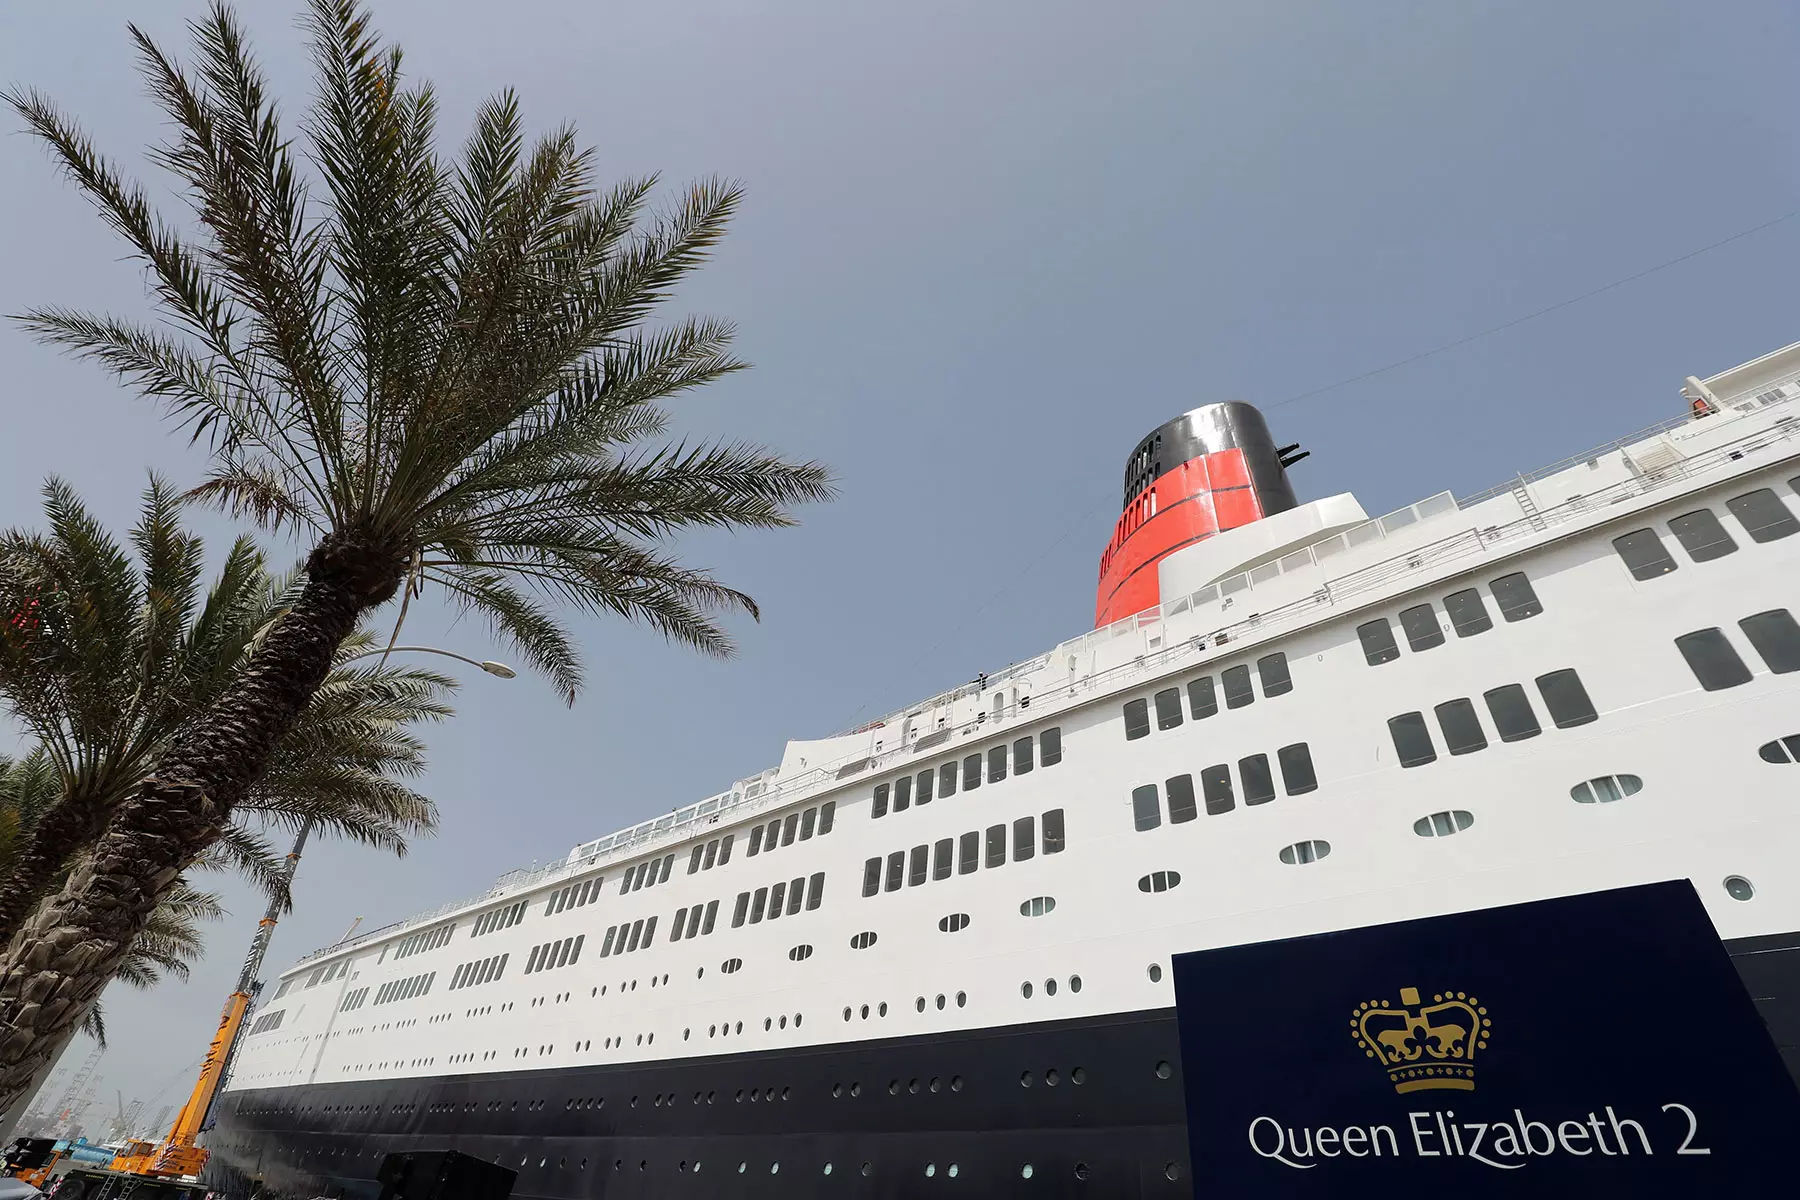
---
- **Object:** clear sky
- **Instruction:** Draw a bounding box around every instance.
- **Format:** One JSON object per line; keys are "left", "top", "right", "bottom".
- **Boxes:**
{"left": 2, "top": 0, "right": 1797, "bottom": 1118}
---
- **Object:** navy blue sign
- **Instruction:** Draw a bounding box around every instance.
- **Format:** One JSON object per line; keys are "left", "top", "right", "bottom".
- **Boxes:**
{"left": 1172, "top": 881, "right": 1800, "bottom": 1195}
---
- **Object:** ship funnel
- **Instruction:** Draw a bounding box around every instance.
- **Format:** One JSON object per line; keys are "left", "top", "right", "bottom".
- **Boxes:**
{"left": 1094, "top": 402, "right": 1300, "bottom": 627}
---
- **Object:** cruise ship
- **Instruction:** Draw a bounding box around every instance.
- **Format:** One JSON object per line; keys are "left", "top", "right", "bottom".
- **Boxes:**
{"left": 209, "top": 339, "right": 1800, "bottom": 1199}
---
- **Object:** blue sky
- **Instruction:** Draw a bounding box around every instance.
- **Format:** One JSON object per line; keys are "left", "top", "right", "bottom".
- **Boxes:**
{"left": 2, "top": 0, "right": 1797, "bottom": 1113}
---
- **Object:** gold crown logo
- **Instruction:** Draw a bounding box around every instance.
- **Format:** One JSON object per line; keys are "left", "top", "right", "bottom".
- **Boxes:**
{"left": 1351, "top": 986, "right": 1490, "bottom": 1093}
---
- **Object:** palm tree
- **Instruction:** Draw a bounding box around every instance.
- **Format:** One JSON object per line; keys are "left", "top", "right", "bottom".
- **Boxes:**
{"left": 0, "top": 478, "right": 451, "bottom": 946}
{"left": 0, "top": 0, "right": 830, "bottom": 1100}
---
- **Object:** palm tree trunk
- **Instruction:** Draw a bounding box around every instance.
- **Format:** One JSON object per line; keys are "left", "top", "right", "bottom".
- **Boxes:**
{"left": 0, "top": 532, "right": 405, "bottom": 1116}
{"left": 0, "top": 796, "right": 109, "bottom": 948}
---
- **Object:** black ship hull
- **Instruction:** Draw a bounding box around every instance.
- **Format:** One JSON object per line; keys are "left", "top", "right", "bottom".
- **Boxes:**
{"left": 207, "top": 930, "right": 1800, "bottom": 1200}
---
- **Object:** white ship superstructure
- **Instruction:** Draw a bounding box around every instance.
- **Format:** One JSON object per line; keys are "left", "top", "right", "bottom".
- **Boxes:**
{"left": 212, "top": 340, "right": 1800, "bottom": 1199}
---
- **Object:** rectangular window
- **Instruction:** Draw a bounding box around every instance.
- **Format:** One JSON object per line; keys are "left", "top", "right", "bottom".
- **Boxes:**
{"left": 702, "top": 899, "right": 719, "bottom": 934}
{"left": 1668, "top": 509, "right": 1738, "bottom": 562}
{"left": 767, "top": 881, "right": 786, "bottom": 920}
{"left": 862, "top": 857, "right": 881, "bottom": 897}
{"left": 1239, "top": 753, "right": 1276, "bottom": 805}
{"left": 1278, "top": 743, "right": 1317, "bottom": 794}
{"left": 765, "top": 818, "right": 782, "bottom": 851}
{"left": 1188, "top": 675, "right": 1217, "bottom": 718}
{"left": 1201, "top": 763, "right": 1235, "bottom": 814}
{"left": 627, "top": 920, "right": 644, "bottom": 953}
{"left": 939, "top": 761, "right": 958, "bottom": 797}
{"left": 671, "top": 907, "right": 687, "bottom": 941}
{"left": 781, "top": 814, "right": 798, "bottom": 845}
{"left": 786, "top": 878, "right": 804, "bottom": 917}
{"left": 807, "top": 873, "right": 824, "bottom": 910}
{"left": 1124, "top": 697, "right": 1151, "bottom": 740}
{"left": 1014, "top": 736, "right": 1035, "bottom": 774}
{"left": 1740, "top": 609, "right": 1800, "bottom": 674}
{"left": 1399, "top": 604, "right": 1444, "bottom": 652}
{"left": 1166, "top": 774, "right": 1198, "bottom": 823}
{"left": 688, "top": 846, "right": 703, "bottom": 874}
{"left": 894, "top": 775, "right": 912, "bottom": 813}
{"left": 908, "top": 844, "right": 929, "bottom": 887}
{"left": 1483, "top": 683, "right": 1542, "bottom": 741}
{"left": 1132, "top": 783, "right": 1161, "bottom": 831}
{"left": 702, "top": 840, "right": 719, "bottom": 870}
{"left": 718, "top": 833, "right": 733, "bottom": 864}
{"left": 1153, "top": 687, "right": 1184, "bottom": 730}
{"left": 933, "top": 838, "right": 953, "bottom": 880}
{"left": 1534, "top": 668, "right": 1599, "bottom": 727}
{"left": 1490, "top": 572, "right": 1543, "bottom": 621}
{"left": 732, "top": 892, "right": 750, "bottom": 928}
{"left": 959, "top": 831, "right": 979, "bottom": 874}
{"left": 1675, "top": 627, "right": 1752, "bottom": 690}
{"left": 570, "top": 934, "right": 585, "bottom": 963}
{"left": 1358, "top": 618, "right": 1400, "bottom": 665}
{"left": 1257, "top": 651, "right": 1293, "bottom": 696}
{"left": 1222, "top": 664, "right": 1255, "bottom": 709}
{"left": 750, "top": 887, "right": 768, "bottom": 923}
{"left": 686, "top": 905, "right": 703, "bottom": 939}
{"left": 1443, "top": 587, "right": 1492, "bottom": 636}
{"left": 556, "top": 938, "right": 574, "bottom": 968}
{"left": 800, "top": 808, "right": 817, "bottom": 840}
{"left": 816, "top": 805, "right": 833, "bottom": 836}
{"left": 988, "top": 744, "right": 1008, "bottom": 783}
{"left": 1040, "top": 727, "right": 1063, "bottom": 766}
{"left": 871, "top": 785, "right": 888, "bottom": 820}
{"left": 636, "top": 918, "right": 653, "bottom": 950}
{"left": 525, "top": 945, "right": 541, "bottom": 973}
{"left": 916, "top": 769, "right": 934, "bottom": 805}
{"left": 600, "top": 927, "right": 617, "bottom": 957}
{"left": 1043, "top": 809, "right": 1065, "bottom": 854}
{"left": 963, "top": 753, "right": 983, "bottom": 790}
{"left": 749, "top": 823, "right": 766, "bottom": 854}
{"left": 1013, "top": 815, "right": 1036, "bottom": 861}
{"left": 617, "top": 865, "right": 633, "bottom": 895}
{"left": 1727, "top": 488, "right": 1800, "bottom": 543}
{"left": 986, "top": 824, "right": 1007, "bottom": 868}
{"left": 1613, "top": 528, "right": 1678, "bottom": 580}
{"left": 885, "top": 850, "right": 904, "bottom": 892}
{"left": 1388, "top": 712, "right": 1437, "bottom": 767}
{"left": 1434, "top": 698, "right": 1488, "bottom": 755}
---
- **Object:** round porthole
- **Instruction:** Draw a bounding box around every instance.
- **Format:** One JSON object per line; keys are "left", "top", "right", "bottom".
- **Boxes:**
{"left": 915, "top": 997, "right": 926, "bottom": 1013}
{"left": 1155, "top": 1060, "right": 1173, "bottom": 1080}
{"left": 1147, "top": 963, "right": 1163, "bottom": 983}
{"left": 1021, "top": 981, "right": 1033, "bottom": 999}
{"left": 1725, "top": 875, "right": 1756, "bottom": 901}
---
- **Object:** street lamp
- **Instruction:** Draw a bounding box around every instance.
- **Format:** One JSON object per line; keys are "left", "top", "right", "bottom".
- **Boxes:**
{"left": 342, "top": 644, "right": 517, "bottom": 678}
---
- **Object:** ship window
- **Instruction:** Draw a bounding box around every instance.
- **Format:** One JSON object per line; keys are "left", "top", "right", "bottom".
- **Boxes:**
{"left": 627, "top": 920, "right": 644, "bottom": 952}
{"left": 1153, "top": 687, "right": 1183, "bottom": 730}
{"left": 782, "top": 814, "right": 799, "bottom": 845}
{"left": 721, "top": 958, "right": 743, "bottom": 974}
{"left": 1222, "top": 664, "right": 1254, "bottom": 709}
{"left": 1399, "top": 604, "right": 1444, "bottom": 652}
{"left": 732, "top": 892, "right": 750, "bottom": 928}
{"left": 751, "top": 888, "right": 768, "bottom": 923}
{"left": 749, "top": 824, "right": 766, "bottom": 855}
{"left": 1726, "top": 488, "right": 1800, "bottom": 542}
{"left": 1724, "top": 876, "right": 1755, "bottom": 902}
{"left": 1434, "top": 698, "right": 1488, "bottom": 755}
{"left": 671, "top": 907, "right": 687, "bottom": 942}
{"left": 1132, "top": 784, "right": 1161, "bottom": 832}
{"left": 765, "top": 818, "right": 781, "bottom": 851}
{"left": 909, "top": 844, "right": 929, "bottom": 887}
{"left": 1740, "top": 609, "right": 1800, "bottom": 673}
{"left": 790, "top": 944, "right": 813, "bottom": 962}
{"left": 1014, "top": 736, "right": 1035, "bottom": 774}
{"left": 768, "top": 881, "right": 786, "bottom": 919}
{"left": 600, "top": 927, "right": 617, "bottom": 957}
{"left": 1443, "top": 587, "right": 1493, "bottom": 636}
{"left": 1358, "top": 618, "right": 1400, "bottom": 665}
{"left": 894, "top": 775, "right": 912, "bottom": 813}
{"left": 1413, "top": 810, "right": 1474, "bottom": 837}
{"left": 1613, "top": 528, "right": 1678, "bottom": 580}
{"left": 939, "top": 913, "right": 970, "bottom": 933}
{"left": 986, "top": 824, "right": 1007, "bottom": 868}
{"left": 916, "top": 770, "right": 934, "bottom": 805}
{"left": 988, "top": 745, "right": 1008, "bottom": 783}
{"left": 1138, "top": 871, "right": 1180, "bottom": 893}
{"left": 1489, "top": 572, "right": 1543, "bottom": 621}
{"left": 871, "top": 785, "right": 888, "bottom": 821}
{"left": 1187, "top": 675, "right": 1217, "bottom": 719}
{"left": 1571, "top": 774, "right": 1642, "bottom": 803}
{"left": 1043, "top": 809, "right": 1065, "bottom": 854}
{"left": 1278, "top": 840, "right": 1331, "bottom": 865}
{"left": 959, "top": 830, "right": 979, "bottom": 873}
{"left": 1020, "top": 897, "right": 1056, "bottom": 917}
{"left": 1668, "top": 509, "right": 1738, "bottom": 562}
{"left": 1258, "top": 651, "right": 1293, "bottom": 696}
{"left": 1165, "top": 774, "right": 1197, "bottom": 823}
{"left": 1757, "top": 735, "right": 1800, "bottom": 764}
{"left": 933, "top": 838, "right": 953, "bottom": 881}
{"left": 1201, "top": 763, "right": 1235, "bottom": 814}
{"left": 688, "top": 846, "right": 704, "bottom": 875}
{"left": 939, "top": 761, "right": 958, "bottom": 798}
{"left": 703, "top": 840, "right": 719, "bottom": 870}
{"left": 962, "top": 753, "right": 983, "bottom": 790}
{"left": 862, "top": 857, "right": 881, "bottom": 898}
{"left": 1123, "top": 698, "right": 1151, "bottom": 740}
{"left": 788, "top": 878, "right": 806, "bottom": 915}
{"left": 1536, "top": 668, "right": 1598, "bottom": 727}
{"left": 808, "top": 872, "right": 825, "bottom": 910}
{"left": 1239, "top": 754, "right": 1275, "bottom": 806}
{"left": 703, "top": 899, "right": 719, "bottom": 934}
{"left": 1013, "top": 816, "right": 1035, "bottom": 861}
{"left": 1277, "top": 743, "right": 1317, "bottom": 795}
{"left": 817, "top": 805, "right": 834, "bottom": 836}
{"left": 1484, "top": 683, "right": 1542, "bottom": 741}
{"left": 800, "top": 808, "right": 817, "bottom": 840}
{"left": 1676, "top": 628, "right": 1752, "bottom": 690}
{"left": 885, "top": 851, "right": 904, "bottom": 892}
{"left": 525, "top": 945, "right": 542, "bottom": 973}
{"left": 850, "top": 932, "right": 878, "bottom": 950}
{"left": 1040, "top": 726, "right": 1063, "bottom": 765}
{"left": 1388, "top": 712, "right": 1437, "bottom": 767}
{"left": 687, "top": 905, "right": 704, "bottom": 939}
